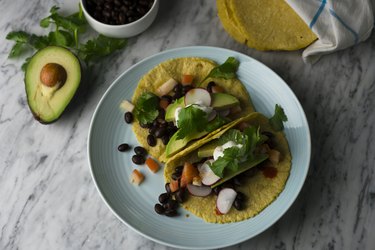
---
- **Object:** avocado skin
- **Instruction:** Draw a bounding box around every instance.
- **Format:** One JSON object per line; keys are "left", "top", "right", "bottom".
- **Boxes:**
{"left": 24, "top": 46, "right": 82, "bottom": 124}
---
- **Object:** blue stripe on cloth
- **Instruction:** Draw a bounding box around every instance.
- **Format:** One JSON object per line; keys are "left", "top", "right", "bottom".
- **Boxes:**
{"left": 329, "top": 8, "right": 359, "bottom": 44}
{"left": 309, "top": 0, "right": 327, "bottom": 28}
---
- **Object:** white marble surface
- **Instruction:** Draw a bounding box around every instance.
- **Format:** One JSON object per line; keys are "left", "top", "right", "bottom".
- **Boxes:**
{"left": 1, "top": 0, "right": 375, "bottom": 249}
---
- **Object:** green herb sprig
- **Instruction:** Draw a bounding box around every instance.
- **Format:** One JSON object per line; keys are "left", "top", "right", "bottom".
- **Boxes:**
{"left": 209, "top": 127, "right": 264, "bottom": 178}
{"left": 133, "top": 92, "right": 160, "bottom": 125}
{"left": 199, "top": 57, "right": 240, "bottom": 86}
{"left": 269, "top": 104, "right": 288, "bottom": 131}
{"left": 6, "top": 5, "right": 128, "bottom": 71}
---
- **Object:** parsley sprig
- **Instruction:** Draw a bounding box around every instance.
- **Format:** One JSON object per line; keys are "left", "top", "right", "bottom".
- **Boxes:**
{"left": 6, "top": 5, "right": 127, "bottom": 71}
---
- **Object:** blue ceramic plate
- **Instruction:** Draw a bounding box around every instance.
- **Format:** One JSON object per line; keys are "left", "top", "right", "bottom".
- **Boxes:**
{"left": 88, "top": 46, "right": 311, "bottom": 249}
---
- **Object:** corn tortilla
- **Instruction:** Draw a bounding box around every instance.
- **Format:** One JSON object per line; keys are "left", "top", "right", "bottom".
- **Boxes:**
{"left": 132, "top": 57, "right": 254, "bottom": 162}
{"left": 217, "top": 0, "right": 317, "bottom": 50}
{"left": 164, "top": 113, "right": 292, "bottom": 223}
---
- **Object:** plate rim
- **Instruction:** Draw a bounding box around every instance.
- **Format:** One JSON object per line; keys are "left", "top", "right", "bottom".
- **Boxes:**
{"left": 87, "top": 46, "right": 311, "bottom": 249}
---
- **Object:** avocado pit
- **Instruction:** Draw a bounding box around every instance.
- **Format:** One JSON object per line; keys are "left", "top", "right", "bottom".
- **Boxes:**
{"left": 40, "top": 63, "right": 67, "bottom": 88}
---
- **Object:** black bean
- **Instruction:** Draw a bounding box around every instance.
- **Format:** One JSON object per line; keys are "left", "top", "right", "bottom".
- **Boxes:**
{"left": 175, "top": 188, "right": 186, "bottom": 203}
{"left": 164, "top": 199, "right": 178, "bottom": 210}
{"left": 134, "top": 146, "right": 147, "bottom": 156}
{"left": 124, "top": 112, "right": 133, "bottom": 123}
{"left": 182, "top": 85, "right": 193, "bottom": 94}
{"left": 175, "top": 166, "right": 183, "bottom": 174}
{"left": 132, "top": 155, "right": 145, "bottom": 165}
{"left": 233, "top": 177, "right": 242, "bottom": 186}
{"left": 149, "top": 126, "right": 157, "bottom": 136}
{"left": 147, "top": 134, "right": 157, "bottom": 147}
{"left": 161, "top": 135, "right": 169, "bottom": 145}
{"left": 117, "top": 143, "right": 130, "bottom": 152}
{"left": 235, "top": 191, "right": 246, "bottom": 201}
{"left": 207, "top": 81, "right": 216, "bottom": 93}
{"left": 171, "top": 172, "right": 181, "bottom": 181}
{"left": 154, "top": 127, "right": 167, "bottom": 138}
{"left": 164, "top": 209, "right": 178, "bottom": 217}
{"left": 173, "top": 83, "right": 183, "bottom": 93}
{"left": 158, "top": 193, "right": 170, "bottom": 204}
{"left": 172, "top": 92, "right": 183, "bottom": 100}
{"left": 154, "top": 203, "right": 165, "bottom": 214}
{"left": 213, "top": 186, "right": 222, "bottom": 195}
{"left": 165, "top": 183, "right": 171, "bottom": 193}
{"left": 233, "top": 199, "right": 244, "bottom": 210}
{"left": 119, "top": 13, "right": 126, "bottom": 23}
{"left": 158, "top": 109, "right": 165, "bottom": 119}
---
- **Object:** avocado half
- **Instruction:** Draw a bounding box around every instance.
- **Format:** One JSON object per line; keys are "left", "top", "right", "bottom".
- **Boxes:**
{"left": 25, "top": 46, "right": 81, "bottom": 123}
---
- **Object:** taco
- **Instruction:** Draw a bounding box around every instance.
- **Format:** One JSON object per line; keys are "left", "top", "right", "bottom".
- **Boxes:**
{"left": 130, "top": 57, "right": 255, "bottom": 162}
{"left": 163, "top": 111, "right": 291, "bottom": 223}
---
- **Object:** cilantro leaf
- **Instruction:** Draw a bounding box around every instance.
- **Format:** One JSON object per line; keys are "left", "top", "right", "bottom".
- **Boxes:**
{"left": 209, "top": 126, "right": 263, "bottom": 177}
{"left": 48, "top": 30, "right": 73, "bottom": 47}
{"left": 200, "top": 57, "right": 240, "bottom": 85}
{"left": 6, "top": 31, "right": 30, "bottom": 43}
{"left": 21, "top": 56, "right": 32, "bottom": 72}
{"left": 218, "top": 129, "right": 243, "bottom": 145}
{"left": 6, "top": 31, "right": 49, "bottom": 58}
{"left": 269, "top": 104, "right": 288, "bottom": 131}
{"left": 209, "top": 147, "right": 242, "bottom": 178}
{"left": 206, "top": 115, "right": 230, "bottom": 133}
{"left": 133, "top": 92, "right": 159, "bottom": 125}
{"left": 78, "top": 35, "right": 127, "bottom": 63}
{"left": 176, "top": 105, "right": 208, "bottom": 140}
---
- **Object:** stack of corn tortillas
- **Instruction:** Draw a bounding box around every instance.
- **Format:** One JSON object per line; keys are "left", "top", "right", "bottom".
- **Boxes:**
{"left": 217, "top": 0, "right": 317, "bottom": 51}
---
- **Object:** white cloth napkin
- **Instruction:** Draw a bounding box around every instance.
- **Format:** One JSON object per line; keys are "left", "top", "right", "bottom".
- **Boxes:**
{"left": 286, "top": 0, "right": 374, "bottom": 63}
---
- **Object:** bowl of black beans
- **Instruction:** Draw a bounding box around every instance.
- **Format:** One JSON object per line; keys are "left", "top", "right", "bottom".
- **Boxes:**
{"left": 80, "top": 0, "right": 159, "bottom": 38}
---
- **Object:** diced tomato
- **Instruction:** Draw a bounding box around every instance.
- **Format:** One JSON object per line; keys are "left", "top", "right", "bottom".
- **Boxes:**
{"left": 181, "top": 74, "right": 193, "bottom": 85}
{"left": 169, "top": 179, "right": 179, "bottom": 192}
{"left": 180, "top": 162, "right": 199, "bottom": 188}
{"left": 268, "top": 149, "right": 281, "bottom": 165}
{"left": 145, "top": 157, "right": 159, "bottom": 173}
{"left": 130, "top": 169, "right": 144, "bottom": 185}
{"left": 159, "top": 99, "right": 170, "bottom": 110}
{"left": 211, "top": 85, "right": 224, "bottom": 93}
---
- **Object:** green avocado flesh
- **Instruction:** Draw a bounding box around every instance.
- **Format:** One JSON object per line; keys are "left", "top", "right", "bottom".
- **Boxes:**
{"left": 165, "top": 93, "right": 240, "bottom": 122}
{"left": 166, "top": 130, "right": 208, "bottom": 157}
{"left": 197, "top": 139, "right": 220, "bottom": 158}
{"left": 25, "top": 46, "right": 81, "bottom": 123}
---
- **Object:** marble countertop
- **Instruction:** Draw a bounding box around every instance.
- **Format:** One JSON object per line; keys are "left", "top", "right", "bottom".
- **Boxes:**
{"left": 1, "top": 0, "right": 374, "bottom": 249}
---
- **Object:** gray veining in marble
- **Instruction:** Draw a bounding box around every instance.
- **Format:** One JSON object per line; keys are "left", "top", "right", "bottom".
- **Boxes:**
{"left": 0, "top": 0, "right": 374, "bottom": 249}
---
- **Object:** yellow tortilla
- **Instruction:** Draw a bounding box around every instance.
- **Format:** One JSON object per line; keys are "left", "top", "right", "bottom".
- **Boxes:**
{"left": 217, "top": 0, "right": 317, "bottom": 50}
{"left": 164, "top": 113, "right": 292, "bottom": 223}
{"left": 132, "top": 57, "right": 254, "bottom": 161}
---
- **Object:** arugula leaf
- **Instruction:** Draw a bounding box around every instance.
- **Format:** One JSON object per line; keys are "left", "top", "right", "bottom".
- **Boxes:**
{"left": 269, "top": 104, "right": 288, "bottom": 131}
{"left": 200, "top": 57, "right": 240, "bottom": 85}
{"left": 176, "top": 105, "right": 208, "bottom": 140}
{"left": 206, "top": 115, "right": 230, "bottom": 133}
{"left": 78, "top": 35, "right": 127, "bottom": 63}
{"left": 133, "top": 92, "right": 159, "bottom": 125}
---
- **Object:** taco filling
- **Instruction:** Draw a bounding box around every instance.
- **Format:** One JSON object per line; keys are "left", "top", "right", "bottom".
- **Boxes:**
{"left": 126, "top": 57, "right": 254, "bottom": 162}
{"left": 159, "top": 110, "right": 291, "bottom": 223}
